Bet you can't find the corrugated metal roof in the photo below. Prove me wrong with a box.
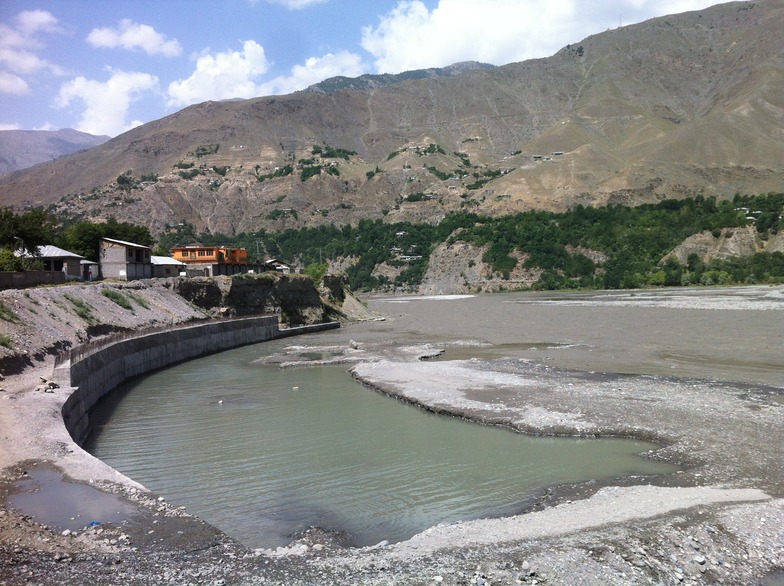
[151,255,185,266]
[15,245,84,259]
[101,237,151,249]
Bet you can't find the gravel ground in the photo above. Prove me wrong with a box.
[1,285,783,585]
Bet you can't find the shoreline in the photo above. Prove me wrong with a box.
[2,288,784,584]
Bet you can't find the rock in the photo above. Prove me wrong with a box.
[349,339,360,349]
[522,561,530,571]
[694,555,706,565]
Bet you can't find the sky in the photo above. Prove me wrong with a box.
[1,0,732,138]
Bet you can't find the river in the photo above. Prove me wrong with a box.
[85,286,783,549]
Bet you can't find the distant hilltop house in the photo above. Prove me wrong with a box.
[170,245,255,277]
[99,237,152,281]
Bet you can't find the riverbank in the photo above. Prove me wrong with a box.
[1,285,783,585]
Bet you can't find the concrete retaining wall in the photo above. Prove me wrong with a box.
[57,316,339,446]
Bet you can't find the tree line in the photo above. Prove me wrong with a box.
[2,193,782,290]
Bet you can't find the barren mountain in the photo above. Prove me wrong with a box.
[0,129,109,175]
[0,0,782,237]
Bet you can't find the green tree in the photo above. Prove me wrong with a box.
[0,207,57,253]
[304,262,328,284]
[58,218,153,261]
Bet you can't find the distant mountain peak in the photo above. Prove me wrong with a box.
[0,129,110,175]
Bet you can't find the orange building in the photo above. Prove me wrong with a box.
[170,246,253,276]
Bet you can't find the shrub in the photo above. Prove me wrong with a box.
[300,166,322,181]
[0,334,12,350]
[304,262,328,284]
[178,169,201,180]
[0,299,19,323]
[64,294,95,322]
[127,292,150,309]
[255,165,293,182]
[101,288,133,310]
[192,144,219,157]
[116,171,136,191]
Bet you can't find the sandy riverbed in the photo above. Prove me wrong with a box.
[1,286,783,585]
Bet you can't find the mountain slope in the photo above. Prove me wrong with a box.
[0,129,109,175]
[0,0,781,236]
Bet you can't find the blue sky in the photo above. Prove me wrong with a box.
[1,0,731,137]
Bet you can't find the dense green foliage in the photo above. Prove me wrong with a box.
[58,217,154,261]
[0,209,153,268]
[304,261,329,284]
[425,166,451,181]
[191,144,219,157]
[312,144,356,160]
[178,169,201,180]
[300,165,322,181]
[0,207,56,253]
[255,165,293,182]
[161,193,784,291]
[2,194,782,293]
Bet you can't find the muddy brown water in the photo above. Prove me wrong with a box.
[84,287,782,549]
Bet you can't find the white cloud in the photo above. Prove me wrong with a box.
[259,50,366,95]
[361,0,740,74]
[0,122,22,131]
[0,46,63,76]
[168,40,366,106]
[87,19,182,57]
[55,69,158,136]
[0,10,65,92]
[362,0,578,73]
[166,40,271,107]
[0,70,30,95]
[15,9,62,35]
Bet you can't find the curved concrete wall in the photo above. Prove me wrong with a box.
[57,317,339,445]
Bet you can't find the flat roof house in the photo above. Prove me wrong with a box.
[99,237,152,281]
[170,245,254,277]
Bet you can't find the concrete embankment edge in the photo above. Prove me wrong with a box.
[55,317,339,446]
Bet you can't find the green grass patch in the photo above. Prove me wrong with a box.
[63,294,95,322]
[0,299,19,323]
[101,288,133,310]
[0,334,12,350]
[127,292,150,309]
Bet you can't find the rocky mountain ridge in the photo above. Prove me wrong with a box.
[0,129,109,175]
[0,1,782,238]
